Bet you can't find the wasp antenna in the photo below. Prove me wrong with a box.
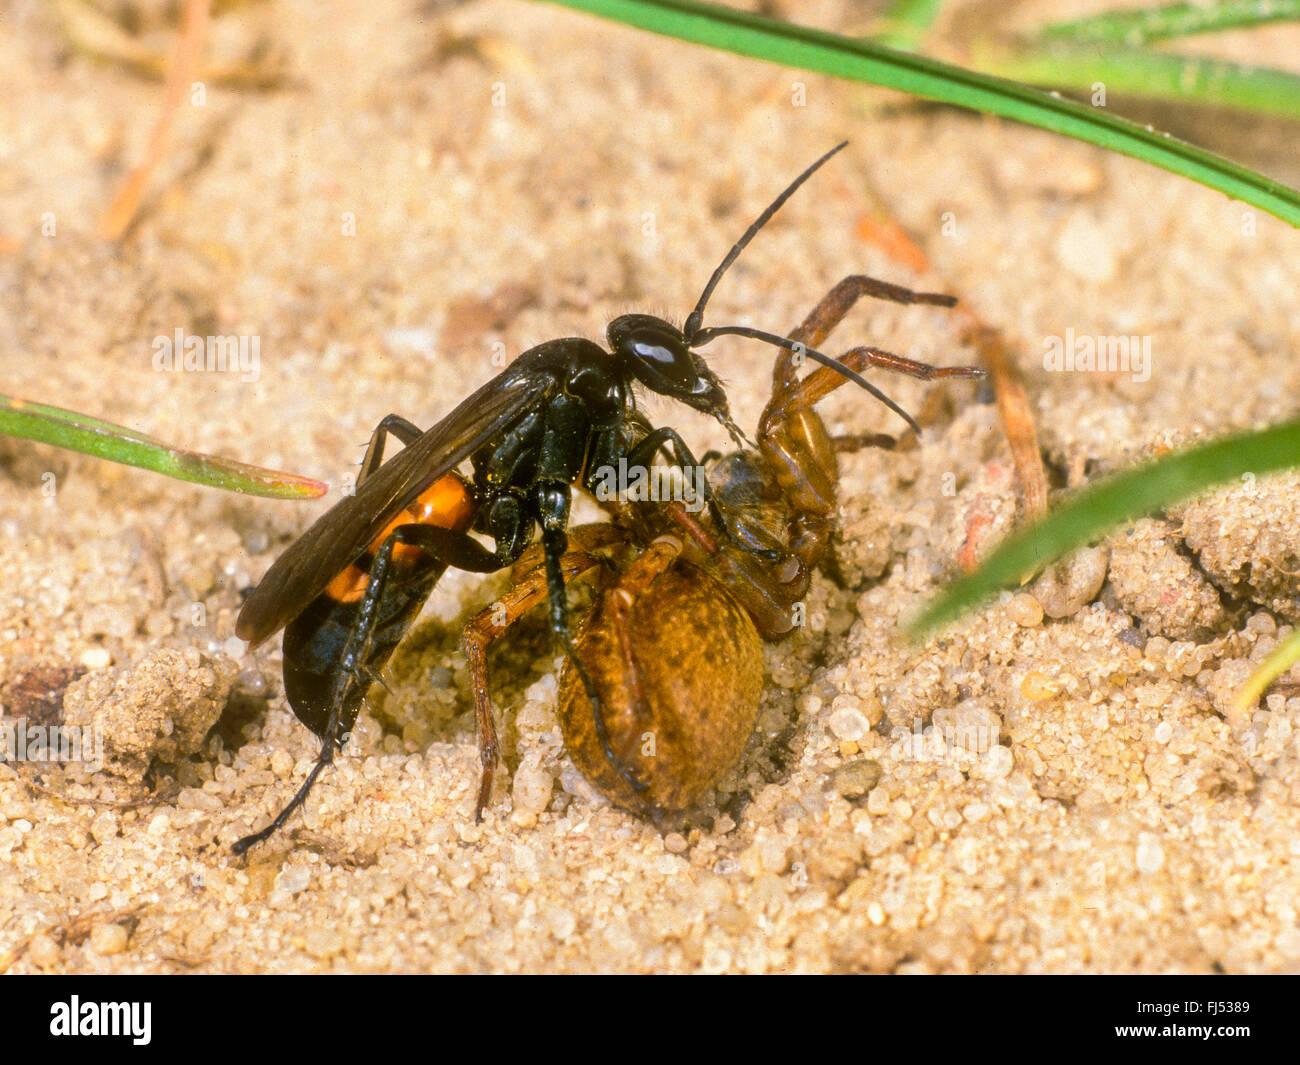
[683,141,849,342]
[693,324,922,435]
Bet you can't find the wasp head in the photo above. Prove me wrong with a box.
[607,314,746,444]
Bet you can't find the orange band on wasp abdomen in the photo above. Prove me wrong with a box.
[322,473,476,604]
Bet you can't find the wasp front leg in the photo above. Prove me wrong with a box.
[618,425,782,564]
[235,519,500,854]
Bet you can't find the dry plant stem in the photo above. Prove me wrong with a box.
[845,164,933,276]
[855,208,931,275]
[960,313,1048,520]
[96,0,212,240]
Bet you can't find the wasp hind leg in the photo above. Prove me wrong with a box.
[232,522,510,854]
[232,742,338,855]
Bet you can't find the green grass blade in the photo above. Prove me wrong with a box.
[539,0,1300,228]
[1235,628,1300,716]
[982,40,1300,121]
[1039,0,1300,45]
[908,418,1300,639]
[0,394,328,499]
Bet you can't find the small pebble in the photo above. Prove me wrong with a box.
[1054,211,1119,283]
[982,745,1015,780]
[1031,547,1109,619]
[382,326,437,357]
[828,699,870,743]
[79,647,111,669]
[27,932,61,968]
[301,927,344,960]
[1006,593,1044,628]
[1136,833,1166,875]
[88,923,129,955]
[1145,635,1171,662]
[511,758,554,818]
[275,866,312,895]
[1246,612,1277,637]
[828,759,882,799]
[270,749,295,778]
[546,907,577,941]
[1021,671,1060,701]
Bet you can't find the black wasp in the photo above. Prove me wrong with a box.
[231,142,930,853]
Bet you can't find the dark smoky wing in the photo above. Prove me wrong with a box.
[236,371,556,646]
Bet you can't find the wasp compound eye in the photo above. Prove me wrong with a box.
[609,315,699,392]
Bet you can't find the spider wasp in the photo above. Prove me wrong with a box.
[230,142,977,852]
[464,275,982,815]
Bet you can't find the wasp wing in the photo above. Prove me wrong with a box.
[236,370,556,646]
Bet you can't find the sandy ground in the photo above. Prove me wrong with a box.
[2,0,1299,973]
